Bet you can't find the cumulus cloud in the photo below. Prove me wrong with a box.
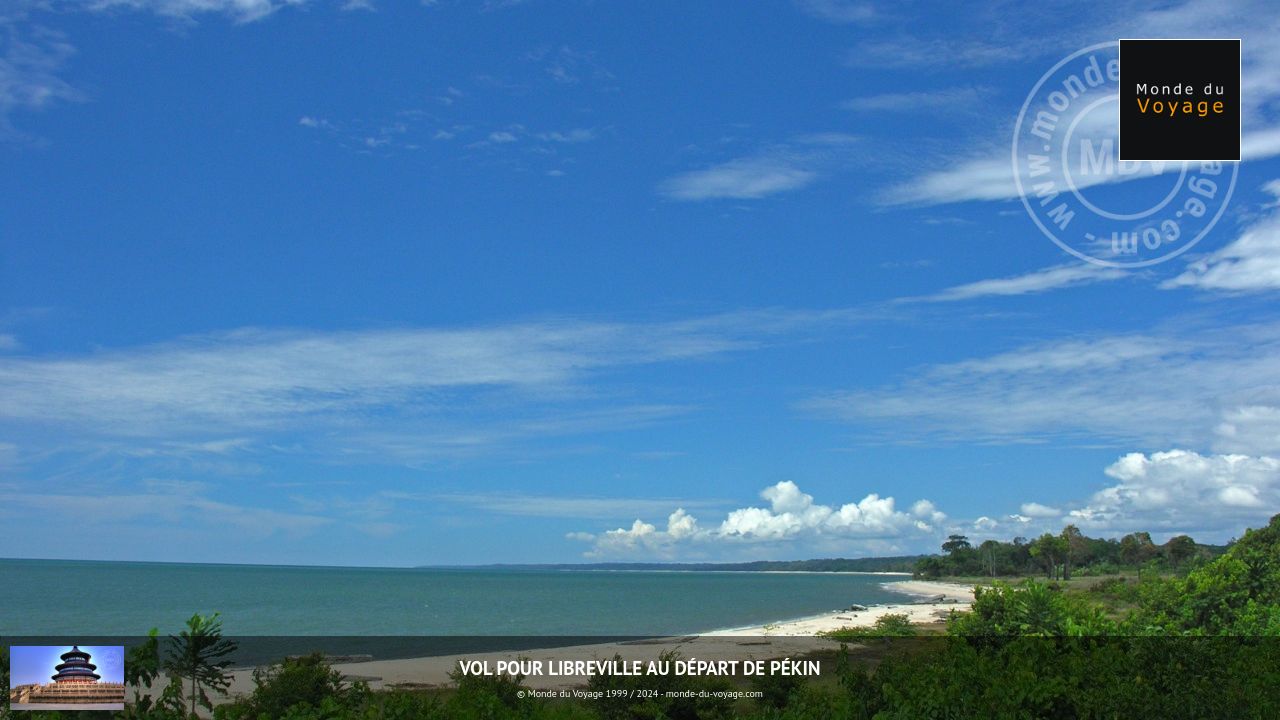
[1019,502,1061,518]
[572,480,943,557]
[972,516,998,531]
[1066,449,1280,536]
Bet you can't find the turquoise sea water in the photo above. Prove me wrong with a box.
[0,559,911,636]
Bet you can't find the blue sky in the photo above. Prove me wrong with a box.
[9,645,124,687]
[2,0,1280,565]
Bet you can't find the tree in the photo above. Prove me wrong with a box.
[165,612,238,718]
[915,556,946,579]
[219,653,362,719]
[942,534,972,555]
[1120,531,1156,566]
[978,540,1000,577]
[1061,524,1086,580]
[1029,533,1067,580]
[1166,534,1196,569]
[119,629,185,719]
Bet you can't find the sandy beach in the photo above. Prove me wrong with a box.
[701,579,974,636]
[206,578,976,697]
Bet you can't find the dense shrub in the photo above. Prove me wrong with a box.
[819,613,918,642]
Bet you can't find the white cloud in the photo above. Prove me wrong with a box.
[297,115,338,130]
[523,45,614,87]
[1066,449,1280,536]
[0,309,862,460]
[1263,180,1280,205]
[425,492,727,520]
[87,0,310,24]
[1163,204,1280,292]
[794,0,874,24]
[880,3,1280,207]
[0,483,331,537]
[847,37,1028,69]
[880,86,1180,206]
[488,130,518,143]
[806,320,1280,455]
[573,480,942,557]
[659,135,858,201]
[0,20,83,135]
[536,128,595,143]
[842,87,989,113]
[1019,502,1061,518]
[881,151,1016,205]
[575,450,1280,558]
[906,263,1127,302]
[659,156,818,201]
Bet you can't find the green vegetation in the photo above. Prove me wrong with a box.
[166,614,238,718]
[4,516,1278,719]
[474,556,923,573]
[819,613,917,641]
[916,524,1226,580]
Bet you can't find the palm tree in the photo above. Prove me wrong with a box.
[164,612,238,718]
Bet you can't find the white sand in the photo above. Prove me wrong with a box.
[200,579,977,702]
[883,580,976,603]
[702,579,974,637]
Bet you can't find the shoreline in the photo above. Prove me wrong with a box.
[550,569,914,575]
[700,579,974,636]
[205,580,977,697]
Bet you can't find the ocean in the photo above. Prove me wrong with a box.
[0,559,911,636]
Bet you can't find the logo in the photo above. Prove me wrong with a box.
[1119,39,1241,162]
[1012,42,1237,267]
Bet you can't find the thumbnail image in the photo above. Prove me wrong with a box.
[8,645,125,712]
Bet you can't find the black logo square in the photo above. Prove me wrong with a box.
[1119,39,1240,161]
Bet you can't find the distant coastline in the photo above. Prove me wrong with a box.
[439,556,925,574]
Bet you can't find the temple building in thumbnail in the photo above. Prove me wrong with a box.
[7,646,125,707]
